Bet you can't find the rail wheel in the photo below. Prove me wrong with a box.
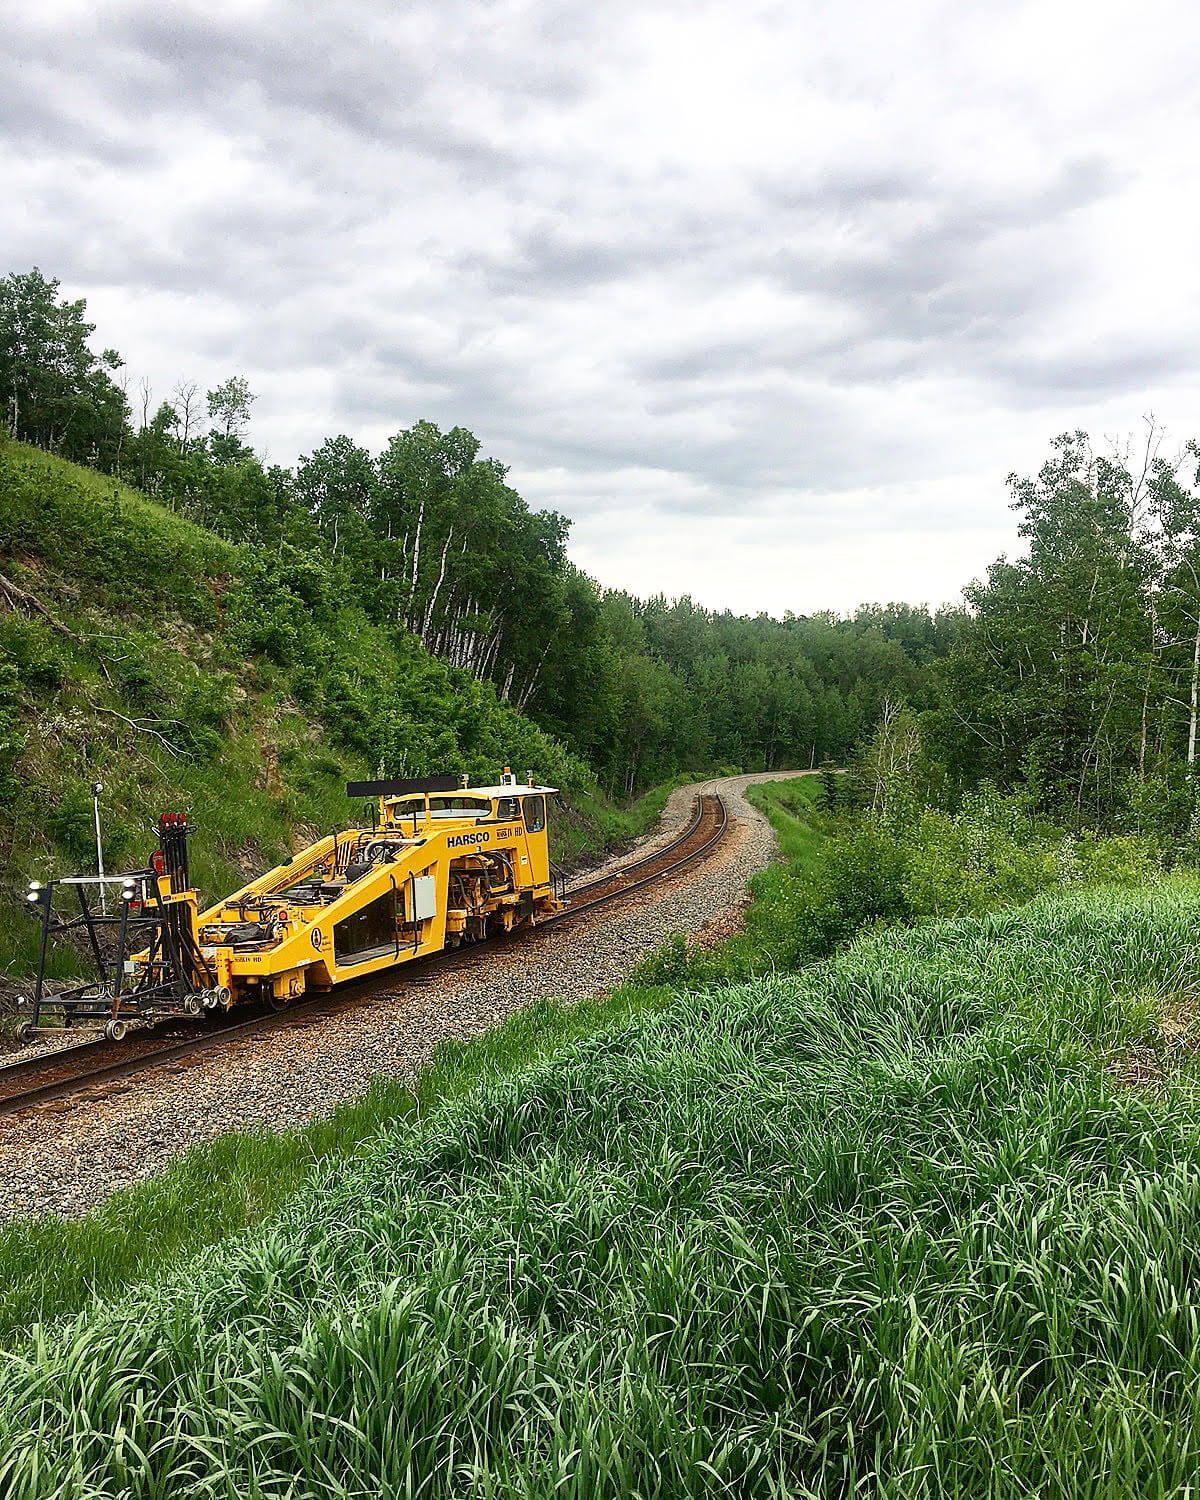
[105,1019,129,1042]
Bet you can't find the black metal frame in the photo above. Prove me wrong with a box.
[23,871,216,1031]
[24,814,214,1033]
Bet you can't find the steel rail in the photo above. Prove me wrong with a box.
[555,793,726,918]
[0,793,727,1116]
[560,791,709,901]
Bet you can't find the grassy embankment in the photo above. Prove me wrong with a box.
[5,875,1200,1494]
[0,440,664,988]
[0,779,823,1344]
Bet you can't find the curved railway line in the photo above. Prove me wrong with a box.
[0,793,727,1117]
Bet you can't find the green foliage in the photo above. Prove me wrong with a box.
[293,433,376,547]
[0,654,25,810]
[800,816,917,949]
[0,268,128,467]
[205,375,255,440]
[0,615,62,694]
[6,884,1200,1494]
[793,790,1163,965]
[225,546,338,665]
[641,764,1165,1000]
[0,443,232,625]
[44,781,95,866]
[933,429,1200,831]
[576,595,956,795]
[1117,764,1199,844]
[737,706,1166,969]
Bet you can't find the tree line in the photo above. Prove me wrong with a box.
[1,266,957,795]
[10,264,1196,830]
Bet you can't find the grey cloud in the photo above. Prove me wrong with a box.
[0,56,163,168]
[619,156,1130,415]
[755,165,931,216]
[8,2,599,182]
[3,0,1195,614]
[453,149,1128,435]
[457,232,667,297]
[985,344,1199,404]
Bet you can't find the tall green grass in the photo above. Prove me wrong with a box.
[745,774,828,870]
[4,881,1200,1496]
[0,982,674,1343]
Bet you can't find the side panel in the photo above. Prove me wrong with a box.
[411,875,437,921]
[333,889,400,964]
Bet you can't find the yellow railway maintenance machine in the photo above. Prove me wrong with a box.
[20,771,563,1039]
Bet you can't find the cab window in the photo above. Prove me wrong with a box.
[522,794,546,833]
[496,797,520,820]
[428,796,489,819]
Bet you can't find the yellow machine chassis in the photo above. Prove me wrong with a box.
[178,775,559,1008]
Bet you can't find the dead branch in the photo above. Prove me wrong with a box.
[84,698,182,758]
[0,570,82,643]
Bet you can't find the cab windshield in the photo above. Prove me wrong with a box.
[427,797,490,819]
[387,795,490,823]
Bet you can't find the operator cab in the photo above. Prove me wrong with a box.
[379,778,554,833]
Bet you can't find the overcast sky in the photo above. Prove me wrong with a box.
[6,0,1199,615]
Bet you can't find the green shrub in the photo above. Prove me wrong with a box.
[629,933,727,990]
[797,817,915,953]
[789,786,1163,963]
[0,616,64,694]
[45,781,96,866]
[1078,831,1164,886]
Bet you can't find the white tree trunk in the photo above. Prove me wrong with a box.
[422,527,453,638]
[406,498,425,628]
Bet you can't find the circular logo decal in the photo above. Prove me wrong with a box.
[310,928,324,950]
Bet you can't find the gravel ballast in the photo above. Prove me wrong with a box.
[0,771,809,1220]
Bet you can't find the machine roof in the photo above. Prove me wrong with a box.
[383,784,557,802]
[469,784,557,797]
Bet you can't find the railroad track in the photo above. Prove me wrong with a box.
[0,792,727,1116]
